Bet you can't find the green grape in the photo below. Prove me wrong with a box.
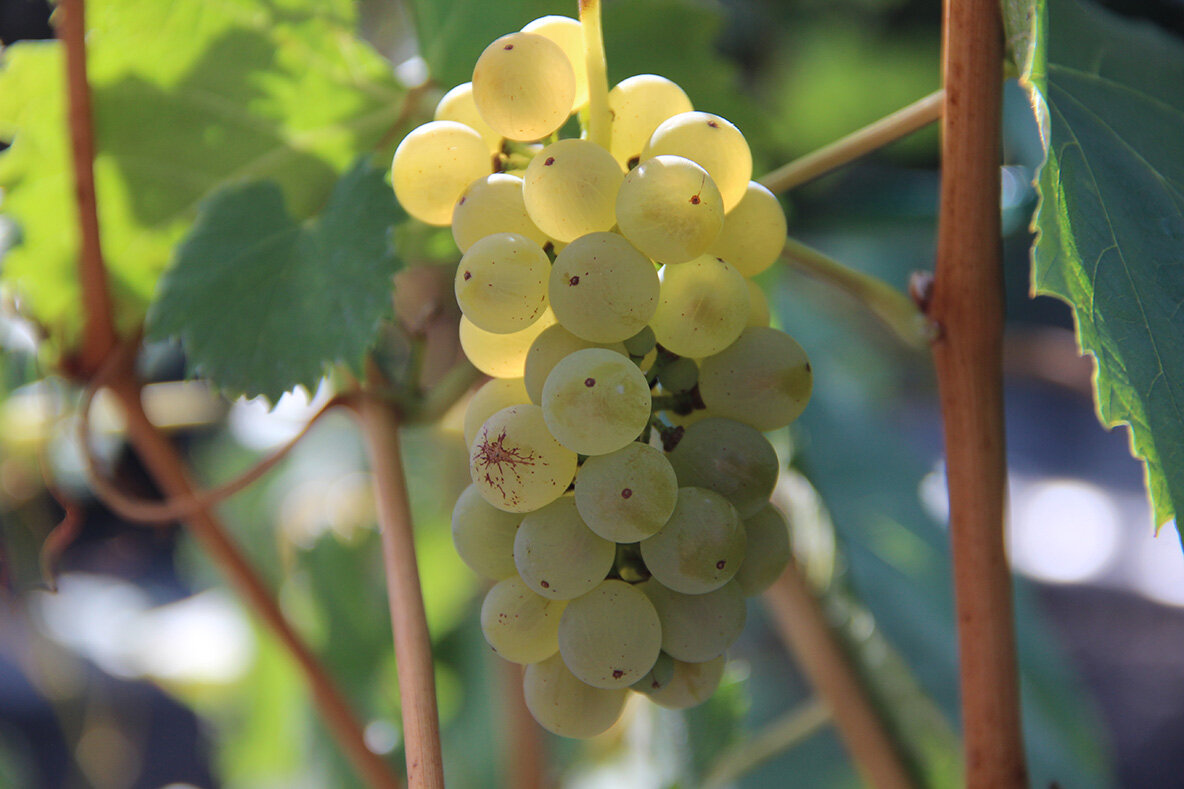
[615,155,724,264]
[646,655,727,710]
[463,377,530,448]
[623,325,656,358]
[470,404,577,513]
[640,487,746,594]
[650,256,748,358]
[657,357,698,394]
[515,497,616,599]
[666,417,779,518]
[640,579,746,663]
[524,653,628,738]
[608,74,693,167]
[454,233,550,333]
[549,232,660,342]
[480,575,566,664]
[391,121,492,226]
[434,81,502,153]
[451,484,522,580]
[735,505,791,595]
[746,279,770,327]
[575,443,678,542]
[709,181,787,277]
[523,139,624,242]
[459,309,556,379]
[523,324,626,405]
[452,174,550,253]
[521,16,589,110]
[472,32,575,141]
[541,348,652,455]
[642,112,752,211]
[698,328,813,431]
[558,579,661,688]
[631,651,676,693]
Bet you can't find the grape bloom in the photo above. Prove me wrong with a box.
[391,12,813,738]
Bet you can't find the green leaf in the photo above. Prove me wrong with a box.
[0,0,404,353]
[146,159,402,402]
[1014,0,1184,534]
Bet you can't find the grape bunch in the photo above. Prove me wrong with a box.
[390,14,813,739]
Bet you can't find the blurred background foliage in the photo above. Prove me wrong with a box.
[0,0,1181,787]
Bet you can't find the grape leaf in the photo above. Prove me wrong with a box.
[1007,0,1184,535]
[0,0,403,353]
[146,159,402,402]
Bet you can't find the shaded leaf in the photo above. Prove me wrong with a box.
[1011,0,1184,534]
[0,0,404,352]
[147,159,402,402]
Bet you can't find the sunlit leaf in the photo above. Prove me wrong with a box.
[0,0,404,353]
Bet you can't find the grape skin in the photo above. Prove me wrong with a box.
[574,443,678,542]
[451,484,522,580]
[454,232,550,334]
[523,139,624,242]
[640,487,747,594]
[666,417,780,518]
[735,505,792,595]
[480,575,567,664]
[643,111,753,211]
[459,309,556,379]
[463,377,530,449]
[708,181,787,277]
[646,655,727,709]
[391,121,492,226]
[472,32,575,141]
[470,404,577,513]
[514,497,616,600]
[557,579,662,688]
[548,232,660,343]
[640,579,746,663]
[698,327,813,431]
[541,348,652,456]
[650,255,749,358]
[524,653,628,738]
[434,82,503,153]
[608,74,693,167]
[615,155,724,264]
[521,16,589,110]
[452,174,550,253]
[523,324,626,405]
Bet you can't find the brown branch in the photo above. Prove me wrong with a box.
[106,367,401,789]
[78,362,356,525]
[759,90,944,194]
[354,392,444,789]
[56,0,117,375]
[763,563,915,789]
[931,0,1027,785]
[501,659,546,789]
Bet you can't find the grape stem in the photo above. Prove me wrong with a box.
[932,0,1026,785]
[700,698,832,789]
[354,387,445,789]
[759,89,944,194]
[763,563,916,789]
[578,0,612,148]
[781,237,933,348]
